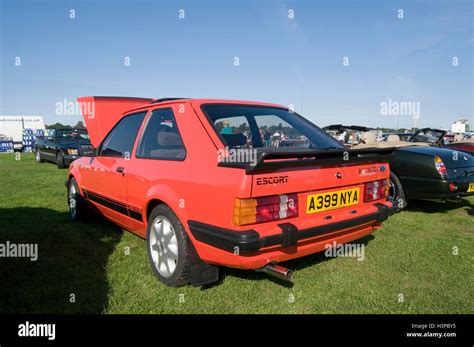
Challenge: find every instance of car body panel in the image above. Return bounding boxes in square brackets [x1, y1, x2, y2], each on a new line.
[444, 142, 474, 155]
[390, 146, 474, 199]
[68, 98, 396, 270]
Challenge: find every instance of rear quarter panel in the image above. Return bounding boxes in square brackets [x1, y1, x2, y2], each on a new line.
[391, 148, 439, 179]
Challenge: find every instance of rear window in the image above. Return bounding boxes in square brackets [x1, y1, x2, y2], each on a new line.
[56, 129, 89, 140]
[201, 104, 345, 150]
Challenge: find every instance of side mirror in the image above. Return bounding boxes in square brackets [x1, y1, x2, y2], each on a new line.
[94, 147, 100, 156]
[82, 147, 98, 157]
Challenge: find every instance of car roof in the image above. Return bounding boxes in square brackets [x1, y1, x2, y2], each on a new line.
[123, 98, 287, 115]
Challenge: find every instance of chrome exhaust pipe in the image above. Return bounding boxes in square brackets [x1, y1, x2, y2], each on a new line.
[257, 262, 294, 282]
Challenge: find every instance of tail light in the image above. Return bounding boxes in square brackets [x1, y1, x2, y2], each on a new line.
[434, 156, 448, 177]
[364, 179, 389, 202]
[233, 194, 298, 226]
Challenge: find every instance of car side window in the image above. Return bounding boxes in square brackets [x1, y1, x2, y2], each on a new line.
[100, 112, 146, 158]
[46, 129, 55, 138]
[136, 108, 186, 160]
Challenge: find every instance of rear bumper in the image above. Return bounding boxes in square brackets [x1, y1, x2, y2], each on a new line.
[188, 203, 397, 255]
[401, 175, 474, 200]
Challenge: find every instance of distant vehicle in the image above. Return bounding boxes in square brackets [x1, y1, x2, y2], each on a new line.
[35, 128, 93, 168]
[398, 133, 414, 142]
[0, 115, 45, 151]
[324, 125, 474, 206]
[322, 125, 374, 145]
[409, 128, 474, 155]
[377, 133, 413, 142]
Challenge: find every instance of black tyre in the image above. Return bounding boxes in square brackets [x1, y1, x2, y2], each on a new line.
[35, 149, 45, 163]
[67, 177, 88, 221]
[57, 151, 66, 169]
[146, 204, 193, 287]
[388, 171, 407, 209]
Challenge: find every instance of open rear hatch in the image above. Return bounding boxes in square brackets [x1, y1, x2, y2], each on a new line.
[77, 96, 153, 148]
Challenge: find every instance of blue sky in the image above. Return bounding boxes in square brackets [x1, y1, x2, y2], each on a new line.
[1, 0, 472, 129]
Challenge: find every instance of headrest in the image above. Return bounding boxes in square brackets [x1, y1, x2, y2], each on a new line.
[387, 134, 400, 142]
[362, 131, 376, 144]
[222, 133, 247, 147]
[157, 126, 183, 147]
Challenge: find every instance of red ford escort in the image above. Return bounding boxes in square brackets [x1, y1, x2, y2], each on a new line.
[67, 97, 397, 286]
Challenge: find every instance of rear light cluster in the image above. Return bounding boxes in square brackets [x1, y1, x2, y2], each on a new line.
[364, 179, 389, 202]
[434, 156, 448, 177]
[233, 194, 298, 226]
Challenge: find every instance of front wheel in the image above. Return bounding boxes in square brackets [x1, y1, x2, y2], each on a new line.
[388, 171, 407, 209]
[68, 177, 87, 221]
[146, 205, 194, 287]
[57, 151, 66, 169]
[35, 149, 45, 163]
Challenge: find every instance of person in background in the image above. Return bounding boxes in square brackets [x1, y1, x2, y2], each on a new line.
[337, 130, 347, 143]
[220, 120, 233, 135]
[263, 130, 271, 147]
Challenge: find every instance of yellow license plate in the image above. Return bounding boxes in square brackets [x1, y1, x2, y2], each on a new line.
[306, 188, 360, 214]
[468, 183, 474, 192]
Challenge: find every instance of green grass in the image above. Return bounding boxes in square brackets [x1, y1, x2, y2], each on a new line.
[0, 153, 473, 314]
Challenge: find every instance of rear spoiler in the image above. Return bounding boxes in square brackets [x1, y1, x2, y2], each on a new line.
[218, 147, 396, 174]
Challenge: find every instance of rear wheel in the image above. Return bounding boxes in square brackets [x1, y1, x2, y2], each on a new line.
[388, 171, 406, 209]
[146, 205, 193, 287]
[35, 149, 45, 163]
[57, 151, 65, 169]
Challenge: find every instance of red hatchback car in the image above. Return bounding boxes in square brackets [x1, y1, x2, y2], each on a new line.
[67, 96, 397, 286]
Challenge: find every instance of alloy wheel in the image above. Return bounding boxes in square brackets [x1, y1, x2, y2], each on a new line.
[149, 216, 179, 277]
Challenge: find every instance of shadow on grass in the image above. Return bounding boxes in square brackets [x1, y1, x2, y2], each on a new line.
[0, 207, 122, 314]
[210, 234, 375, 287]
[406, 198, 474, 215]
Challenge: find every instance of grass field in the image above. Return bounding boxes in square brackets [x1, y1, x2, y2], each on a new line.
[0, 153, 473, 314]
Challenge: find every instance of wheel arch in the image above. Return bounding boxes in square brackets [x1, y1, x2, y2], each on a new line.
[388, 168, 408, 202]
[143, 194, 193, 242]
[66, 166, 84, 195]
[146, 198, 167, 222]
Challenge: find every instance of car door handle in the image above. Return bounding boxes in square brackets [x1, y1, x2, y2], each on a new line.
[116, 167, 124, 173]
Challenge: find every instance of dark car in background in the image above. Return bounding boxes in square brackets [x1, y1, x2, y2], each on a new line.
[323, 125, 474, 207]
[34, 128, 93, 168]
